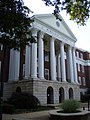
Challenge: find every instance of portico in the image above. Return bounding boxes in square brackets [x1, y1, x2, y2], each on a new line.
[6, 14, 80, 104]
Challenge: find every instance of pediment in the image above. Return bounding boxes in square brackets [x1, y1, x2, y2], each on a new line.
[34, 14, 77, 42]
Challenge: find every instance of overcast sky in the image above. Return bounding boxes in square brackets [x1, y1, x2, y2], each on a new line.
[23, 0, 90, 52]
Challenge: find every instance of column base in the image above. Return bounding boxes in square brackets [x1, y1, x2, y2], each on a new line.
[75, 81, 79, 85]
[39, 77, 45, 80]
[24, 76, 30, 79]
[31, 75, 37, 80]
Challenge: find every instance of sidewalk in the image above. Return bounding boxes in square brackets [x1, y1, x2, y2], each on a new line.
[2, 103, 90, 120]
[2, 110, 51, 120]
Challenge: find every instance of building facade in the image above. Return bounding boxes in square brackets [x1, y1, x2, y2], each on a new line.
[0, 14, 90, 105]
[76, 49, 90, 95]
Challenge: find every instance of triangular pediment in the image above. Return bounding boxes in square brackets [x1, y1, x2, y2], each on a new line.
[34, 14, 77, 42]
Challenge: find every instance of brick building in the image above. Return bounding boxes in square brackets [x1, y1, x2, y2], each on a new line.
[0, 14, 90, 105]
[76, 49, 90, 94]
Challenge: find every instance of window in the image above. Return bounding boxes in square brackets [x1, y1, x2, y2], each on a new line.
[76, 51, 79, 58]
[80, 53, 83, 59]
[78, 76, 81, 85]
[82, 77, 86, 86]
[78, 64, 80, 72]
[82, 65, 84, 73]
[45, 69, 49, 80]
[45, 51, 49, 61]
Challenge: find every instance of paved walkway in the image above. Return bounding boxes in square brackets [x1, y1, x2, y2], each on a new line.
[2, 110, 51, 120]
[3, 109, 90, 120]
[2, 103, 90, 120]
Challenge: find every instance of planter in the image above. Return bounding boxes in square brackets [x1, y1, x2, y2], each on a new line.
[49, 110, 90, 120]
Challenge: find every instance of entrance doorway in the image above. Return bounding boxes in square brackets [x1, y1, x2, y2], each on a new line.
[47, 86, 54, 104]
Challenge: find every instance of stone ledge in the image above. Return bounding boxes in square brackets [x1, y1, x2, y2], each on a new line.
[49, 109, 90, 116]
[49, 109, 90, 120]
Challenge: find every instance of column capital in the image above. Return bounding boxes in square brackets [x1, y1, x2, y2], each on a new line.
[38, 31, 45, 39]
[31, 28, 38, 36]
[60, 41, 64, 45]
[72, 47, 76, 52]
[68, 45, 72, 50]
[50, 37, 56, 42]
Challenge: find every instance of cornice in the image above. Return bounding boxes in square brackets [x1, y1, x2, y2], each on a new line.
[33, 14, 77, 41]
[32, 20, 75, 47]
[76, 57, 90, 66]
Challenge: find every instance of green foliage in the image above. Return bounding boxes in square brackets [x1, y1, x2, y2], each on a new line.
[86, 88, 90, 94]
[8, 92, 40, 109]
[2, 103, 15, 114]
[43, 0, 90, 25]
[0, 0, 35, 49]
[61, 99, 80, 113]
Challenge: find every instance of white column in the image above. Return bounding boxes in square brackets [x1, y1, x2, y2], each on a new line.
[66, 50, 70, 82]
[57, 55, 61, 81]
[25, 45, 31, 79]
[31, 29, 38, 79]
[38, 31, 44, 79]
[72, 48, 78, 83]
[9, 49, 20, 81]
[68, 45, 74, 83]
[50, 37, 56, 81]
[60, 42, 66, 82]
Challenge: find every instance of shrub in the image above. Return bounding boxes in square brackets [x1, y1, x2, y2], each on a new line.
[61, 99, 80, 113]
[2, 103, 15, 114]
[8, 92, 40, 109]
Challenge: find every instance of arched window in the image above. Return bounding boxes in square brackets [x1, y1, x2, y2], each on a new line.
[16, 87, 21, 93]
[69, 88, 73, 99]
[59, 87, 64, 103]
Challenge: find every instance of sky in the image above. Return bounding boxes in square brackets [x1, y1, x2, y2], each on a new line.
[23, 0, 90, 52]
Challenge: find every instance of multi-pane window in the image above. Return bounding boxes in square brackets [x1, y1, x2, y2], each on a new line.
[45, 69, 49, 80]
[78, 64, 80, 72]
[78, 76, 81, 85]
[82, 77, 86, 86]
[76, 51, 79, 58]
[45, 51, 49, 61]
[82, 65, 84, 73]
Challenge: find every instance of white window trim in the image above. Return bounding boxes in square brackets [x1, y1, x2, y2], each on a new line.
[78, 64, 80, 72]
[82, 65, 84, 73]
[79, 76, 81, 85]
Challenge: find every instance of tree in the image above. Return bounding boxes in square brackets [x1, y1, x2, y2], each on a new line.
[42, 0, 90, 26]
[0, 0, 35, 119]
[0, 0, 35, 49]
